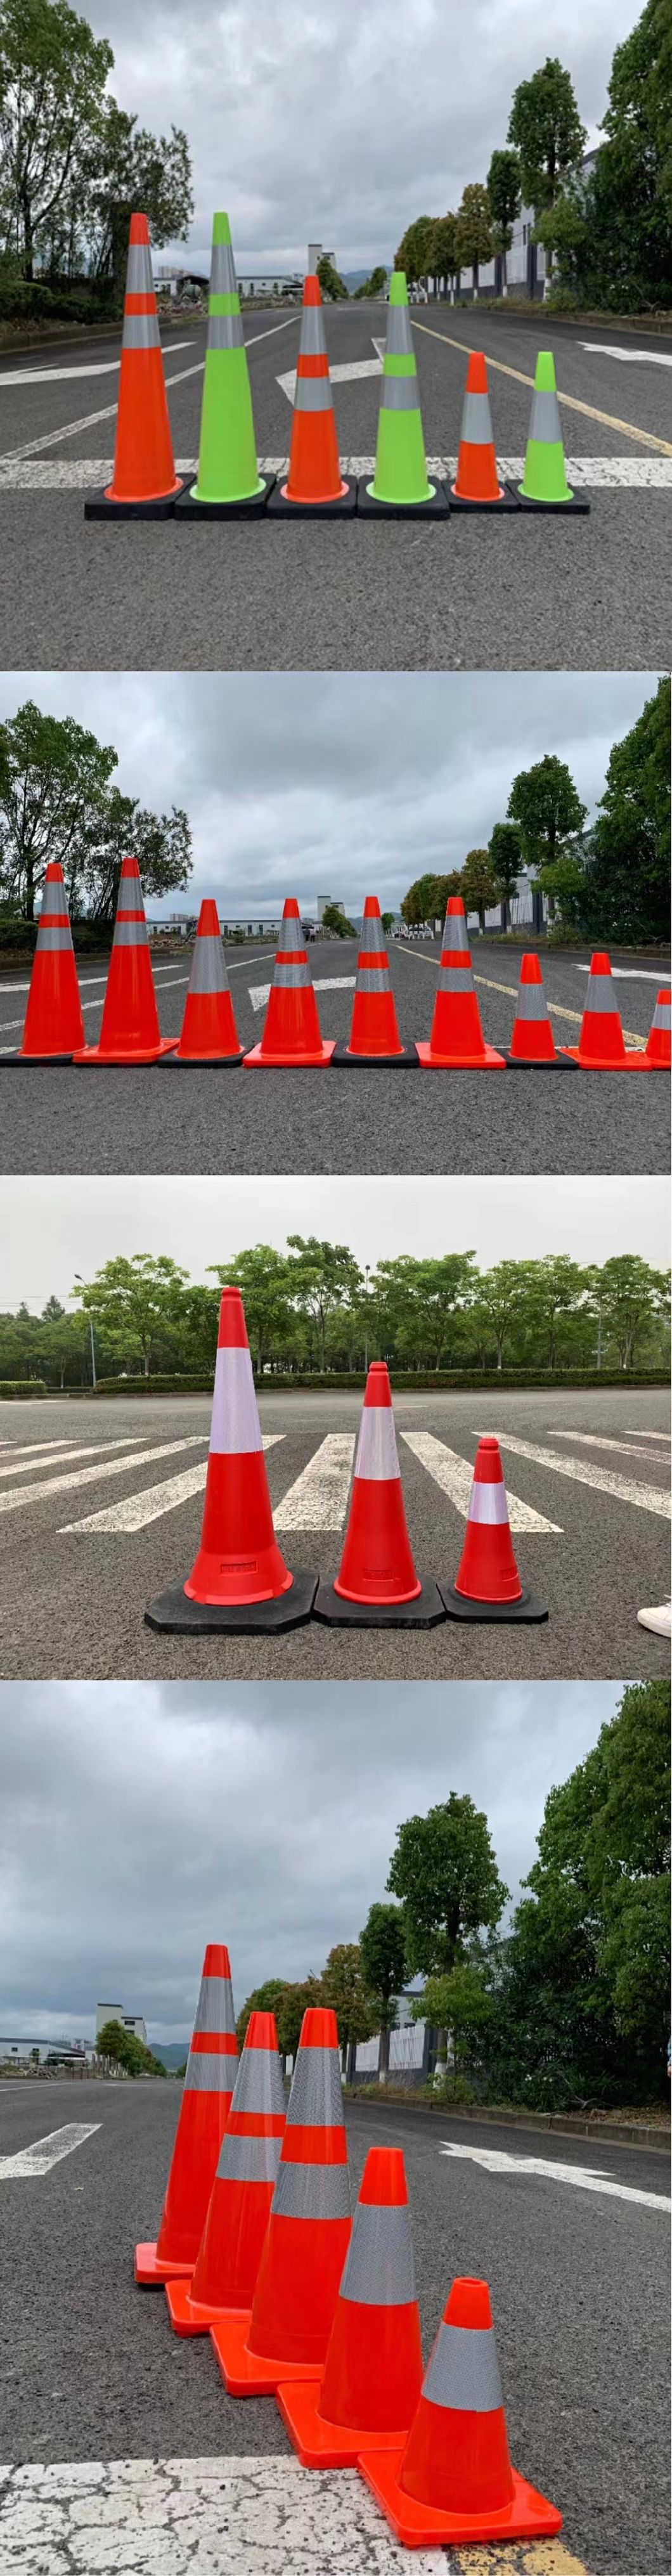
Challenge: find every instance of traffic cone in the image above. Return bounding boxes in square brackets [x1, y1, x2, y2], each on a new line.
[165, 2009, 285, 2334]
[314, 1362, 444, 1628]
[449, 352, 517, 512]
[145, 1287, 318, 1632]
[359, 2274, 562, 2546]
[333, 900, 417, 1065]
[645, 988, 671, 1068]
[517, 351, 589, 514]
[1, 864, 84, 1065]
[358, 272, 448, 517]
[244, 900, 335, 1066]
[176, 214, 273, 516]
[211, 2005, 352, 2394]
[268, 274, 356, 515]
[439, 1436, 548, 1624]
[563, 954, 649, 1068]
[165, 902, 243, 1065]
[84, 214, 182, 519]
[278, 2146, 423, 2468]
[506, 952, 576, 1070]
[74, 858, 176, 1065]
[416, 899, 505, 1068]
[134, 1943, 237, 2284]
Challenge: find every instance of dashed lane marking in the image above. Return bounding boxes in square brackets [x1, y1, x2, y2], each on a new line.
[0, 1435, 209, 1519]
[273, 1434, 355, 1530]
[401, 1431, 562, 1531]
[439, 2139, 671, 2211]
[0, 2123, 100, 2179]
[58, 1435, 283, 1534]
[488, 1432, 671, 1518]
[394, 947, 647, 1045]
[410, 318, 672, 456]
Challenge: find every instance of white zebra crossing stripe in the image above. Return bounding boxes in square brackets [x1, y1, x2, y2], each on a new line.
[0, 2124, 100, 2180]
[273, 1434, 355, 1529]
[401, 1430, 562, 1532]
[0, 1436, 209, 1519]
[0, 1438, 145, 1483]
[59, 1435, 285, 1533]
[439, 2140, 671, 2213]
[249, 977, 356, 1013]
[0, 2456, 447, 2573]
[550, 1430, 671, 1463]
[489, 1432, 671, 1518]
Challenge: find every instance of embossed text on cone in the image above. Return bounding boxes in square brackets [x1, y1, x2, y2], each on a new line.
[439, 1435, 547, 1624]
[278, 2145, 423, 2468]
[333, 898, 417, 1065]
[74, 857, 176, 1064]
[1, 862, 84, 1065]
[645, 987, 671, 1069]
[211, 2005, 352, 2395]
[145, 1286, 317, 1632]
[268, 274, 356, 515]
[449, 351, 518, 512]
[564, 952, 649, 1068]
[176, 214, 273, 517]
[84, 214, 182, 519]
[165, 2009, 285, 2334]
[135, 1943, 237, 2284]
[165, 900, 243, 1064]
[359, 2274, 562, 2546]
[416, 898, 505, 1068]
[314, 1362, 444, 1628]
[506, 951, 576, 1070]
[358, 273, 448, 517]
[518, 351, 589, 514]
[245, 899, 335, 1066]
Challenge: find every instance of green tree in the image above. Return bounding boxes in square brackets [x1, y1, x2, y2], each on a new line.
[394, 216, 434, 284]
[548, 3, 672, 311]
[372, 1253, 476, 1370]
[507, 754, 586, 916]
[488, 820, 523, 927]
[320, 1943, 377, 2074]
[321, 902, 357, 937]
[425, 213, 458, 300]
[316, 254, 348, 301]
[0, 700, 191, 922]
[96, 2017, 162, 2077]
[353, 263, 387, 298]
[208, 1246, 292, 1376]
[275, 1978, 323, 2064]
[287, 1236, 363, 1369]
[412, 1960, 493, 2078]
[523, 1255, 590, 1368]
[0, 0, 113, 276]
[507, 58, 586, 296]
[381, 909, 395, 935]
[588, 1255, 670, 1371]
[72, 1254, 190, 1378]
[468, 1260, 538, 1370]
[455, 183, 493, 297]
[236, 1979, 287, 2050]
[586, 677, 671, 943]
[87, 103, 192, 292]
[486, 150, 522, 293]
[359, 1901, 407, 2080]
[458, 847, 497, 931]
[387, 1796, 508, 1979]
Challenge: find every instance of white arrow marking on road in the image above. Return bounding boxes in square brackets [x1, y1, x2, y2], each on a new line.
[276, 356, 384, 402]
[576, 964, 671, 981]
[249, 976, 355, 1011]
[0, 2123, 100, 2178]
[401, 1431, 562, 1531]
[579, 341, 672, 367]
[59, 1435, 284, 1533]
[0, 1435, 209, 1517]
[274, 1434, 355, 1529]
[0, 344, 194, 387]
[439, 2139, 671, 2211]
[484, 1432, 671, 1518]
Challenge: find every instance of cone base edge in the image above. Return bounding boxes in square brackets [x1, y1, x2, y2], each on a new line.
[134, 2241, 192, 2286]
[277, 2379, 410, 2468]
[332, 1043, 419, 1068]
[165, 2276, 249, 2336]
[175, 474, 275, 517]
[160, 1051, 245, 1068]
[415, 1041, 506, 1070]
[517, 487, 590, 514]
[449, 481, 520, 512]
[358, 2450, 562, 2547]
[564, 1047, 650, 1069]
[314, 1577, 445, 1629]
[84, 485, 182, 520]
[244, 1042, 336, 1068]
[211, 2314, 328, 2395]
[358, 478, 448, 519]
[0, 1050, 77, 1066]
[74, 1039, 178, 1065]
[439, 1580, 548, 1624]
[145, 1569, 318, 1633]
[267, 481, 357, 517]
[505, 1051, 576, 1071]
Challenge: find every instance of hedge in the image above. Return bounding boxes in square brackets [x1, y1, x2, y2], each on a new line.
[0, 1380, 47, 1397]
[0, 919, 112, 955]
[0, 280, 118, 324]
[23, 1368, 669, 1397]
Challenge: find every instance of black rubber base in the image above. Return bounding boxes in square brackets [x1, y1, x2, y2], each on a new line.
[357, 478, 448, 518]
[516, 489, 590, 515]
[145, 1569, 318, 1634]
[313, 1577, 445, 1628]
[174, 475, 275, 518]
[267, 480, 357, 518]
[447, 481, 520, 512]
[84, 488, 182, 520]
[0, 1051, 75, 1065]
[439, 1581, 548, 1625]
[332, 1043, 419, 1068]
[158, 1052, 245, 1068]
[505, 1052, 577, 1071]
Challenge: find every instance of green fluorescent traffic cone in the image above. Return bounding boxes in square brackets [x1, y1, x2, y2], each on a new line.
[177, 214, 273, 516]
[517, 351, 589, 514]
[358, 272, 448, 517]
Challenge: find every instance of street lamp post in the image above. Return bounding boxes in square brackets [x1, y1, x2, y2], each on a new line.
[363, 1264, 371, 1373]
[74, 1275, 97, 1390]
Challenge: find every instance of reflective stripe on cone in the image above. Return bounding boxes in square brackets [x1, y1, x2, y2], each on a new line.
[210, 2006, 352, 2393]
[174, 900, 243, 1060]
[165, 2009, 286, 2333]
[359, 2274, 562, 2546]
[517, 351, 588, 512]
[88, 212, 181, 512]
[184, 1289, 294, 1605]
[417, 899, 505, 1068]
[245, 898, 335, 1065]
[74, 855, 176, 1063]
[564, 952, 649, 1068]
[278, 2144, 423, 2468]
[334, 1362, 421, 1605]
[186, 212, 267, 507]
[134, 1944, 237, 2284]
[451, 353, 507, 506]
[366, 273, 435, 508]
[340, 896, 409, 1061]
[440, 1435, 548, 1624]
[645, 987, 671, 1069]
[280, 274, 348, 506]
[17, 862, 84, 1061]
[507, 952, 571, 1067]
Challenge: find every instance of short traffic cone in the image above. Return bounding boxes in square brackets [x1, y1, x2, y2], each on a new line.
[359, 272, 447, 517]
[563, 953, 649, 1068]
[314, 1362, 443, 1628]
[416, 899, 505, 1068]
[449, 352, 517, 511]
[244, 900, 335, 1066]
[145, 1287, 318, 1631]
[1, 863, 84, 1065]
[165, 2009, 285, 2334]
[167, 902, 243, 1065]
[268, 275, 356, 514]
[506, 952, 575, 1070]
[74, 858, 176, 1065]
[134, 1943, 237, 2284]
[359, 2274, 562, 2546]
[211, 2005, 352, 2394]
[84, 214, 182, 519]
[439, 1435, 548, 1624]
[645, 988, 671, 1068]
[517, 351, 589, 513]
[333, 899, 417, 1065]
[176, 214, 273, 515]
[278, 2146, 423, 2467]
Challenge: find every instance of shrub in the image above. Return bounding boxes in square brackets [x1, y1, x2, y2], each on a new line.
[0, 1379, 48, 1397]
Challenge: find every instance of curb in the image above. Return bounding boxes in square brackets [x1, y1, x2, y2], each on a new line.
[346, 2092, 671, 2155]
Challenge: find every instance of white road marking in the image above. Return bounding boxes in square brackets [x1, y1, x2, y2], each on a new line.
[0, 1436, 208, 1518]
[575, 963, 669, 981]
[0, 961, 191, 997]
[0, 314, 297, 467]
[0, 2456, 444, 2573]
[579, 340, 672, 367]
[276, 356, 384, 402]
[249, 976, 355, 1011]
[273, 1434, 354, 1529]
[550, 1429, 671, 1462]
[0, 968, 191, 1048]
[0, 343, 194, 386]
[0, 1439, 87, 1458]
[487, 1432, 671, 1518]
[0, 2123, 100, 2179]
[439, 2139, 671, 2212]
[3, 453, 672, 488]
[59, 1434, 284, 1533]
[0, 1437, 145, 1482]
[401, 1430, 562, 1531]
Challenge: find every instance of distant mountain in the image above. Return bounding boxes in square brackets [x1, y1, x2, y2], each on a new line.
[150, 2041, 190, 2071]
[342, 269, 390, 292]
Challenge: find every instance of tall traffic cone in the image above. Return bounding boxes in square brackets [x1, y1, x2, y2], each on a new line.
[439, 1435, 547, 1624]
[165, 2009, 285, 2334]
[416, 899, 505, 1068]
[449, 352, 517, 512]
[211, 2006, 352, 2393]
[145, 1287, 318, 1631]
[359, 272, 448, 517]
[333, 900, 417, 1065]
[506, 952, 576, 1070]
[517, 351, 589, 513]
[244, 900, 335, 1066]
[359, 2274, 562, 2546]
[645, 988, 671, 1068]
[176, 214, 273, 515]
[84, 214, 182, 519]
[278, 2146, 423, 2468]
[1, 864, 84, 1065]
[314, 1362, 443, 1628]
[134, 1944, 237, 2284]
[165, 902, 243, 1065]
[74, 858, 176, 1065]
[268, 274, 356, 515]
[563, 953, 649, 1067]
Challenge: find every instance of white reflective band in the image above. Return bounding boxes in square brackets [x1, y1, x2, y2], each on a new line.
[122, 313, 159, 350]
[385, 307, 414, 359]
[358, 965, 390, 991]
[217, 2129, 282, 2184]
[273, 2159, 351, 2220]
[294, 379, 332, 411]
[184, 2052, 237, 2092]
[231, 2048, 286, 2118]
[354, 1406, 400, 1483]
[468, 1481, 508, 1525]
[584, 976, 617, 1011]
[278, 915, 304, 952]
[653, 1000, 671, 1028]
[299, 307, 326, 356]
[286, 2046, 344, 2128]
[460, 391, 494, 443]
[208, 314, 244, 350]
[273, 962, 309, 987]
[340, 2200, 416, 2307]
[193, 1974, 236, 2036]
[527, 387, 562, 444]
[126, 245, 153, 295]
[515, 987, 547, 1021]
[209, 243, 237, 294]
[438, 965, 474, 994]
[190, 936, 226, 995]
[209, 1345, 263, 1456]
[380, 377, 419, 411]
[442, 914, 468, 952]
[112, 921, 148, 945]
[36, 926, 72, 950]
[423, 2320, 503, 2415]
[360, 916, 385, 954]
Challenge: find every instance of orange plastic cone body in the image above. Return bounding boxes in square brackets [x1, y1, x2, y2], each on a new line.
[453, 352, 503, 503]
[334, 1363, 421, 1606]
[20, 862, 84, 1058]
[645, 987, 671, 1068]
[210, 2006, 351, 2394]
[177, 900, 242, 1059]
[454, 1438, 523, 1605]
[244, 899, 335, 1066]
[277, 2146, 423, 2467]
[347, 898, 404, 1057]
[565, 952, 648, 1068]
[185, 1288, 293, 1607]
[283, 275, 347, 505]
[165, 2010, 286, 2334]
[75, 856, 176, 1063]
[105, 214, 181, 505]
[359, 2274, 562, 2546]
[417, 900, 505, 1068]
[508, 952, 558, 1062]
[134, 1945, 237, 2283]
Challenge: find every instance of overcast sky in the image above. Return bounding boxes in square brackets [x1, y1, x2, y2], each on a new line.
[3, 672, 659, 922]
[78, 0, 640, 270]
[0, 1679, 621, 2038]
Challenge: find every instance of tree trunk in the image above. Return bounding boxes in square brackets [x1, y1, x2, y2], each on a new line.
[144, 1350, 150, 1378]
[502, 249, 508, 299]
[378, 2024, 391, 2083]
[472, 263, 479, 301]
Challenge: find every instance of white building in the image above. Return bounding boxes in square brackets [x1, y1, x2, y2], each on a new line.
[235, 273, 302, 299]
[96, 2005, 147, 2045]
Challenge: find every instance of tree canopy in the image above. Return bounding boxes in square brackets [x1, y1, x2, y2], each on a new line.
[0, 0, 193, 285]
[0, 699, 192, 921]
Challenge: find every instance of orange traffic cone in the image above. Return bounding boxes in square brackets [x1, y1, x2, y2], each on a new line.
[165, 2009, 286, 2334]
[645, 987, 671, 1068]
[211, 2005, 352, 2394]
[167, 901, 243, 1065]
[439, 1435, 547, 1624]
[244, 900, 335, 1066]
[449, 353, 517, 512]
[506, 952, 576, 1070]
[416, 900, 505, 1068]
[359, 2274, 562, 2546]
[1, 863, 84, 1065]
[563, 954, 649, 1068]
[84, 214, 182, 519]
[74, 858, 176, 1065]
[268, 274, 356, 515]
[278, 2145, 423, 2468]
[314, 1362, 443, 1628]
[145, 1286, 318, 1631]
[134, 1943, 237, 2284]
[333, 900, 417, 1066]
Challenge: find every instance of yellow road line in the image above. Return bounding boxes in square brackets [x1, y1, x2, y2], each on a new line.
[398, 946, 646, 1044]
[449, 2545, 591, 2576]
[411, 319, 672, 457]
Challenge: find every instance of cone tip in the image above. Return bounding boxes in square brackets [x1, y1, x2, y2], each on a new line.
[363, 895, 382, 917]
[245, 2009, 278, 2050]
[203, 1942, 231, 1979]
[299, 2005, 339, 2050]
[659, 986, 671, 1002]
[283, 896, 300, 916]
[444, 2275, 493, 2331]
[389, 271, 408, 306]
[120, 853, 141, 876]
[198, 898, 221, 935]
[446, 896, 466, 916]
[465, 349, 488, 393]
[304, 271, 321, 304]
[217, 1286, 250, 1352]
[212, 210, 232, 245]
[360, 2146, 408, 2207]
[364, 1361, 392, 1408]
[129, 212, 150, 246]
[590, 952, 611, 973]
[535, 349, 557, 390]
[520, 952, 543, 983]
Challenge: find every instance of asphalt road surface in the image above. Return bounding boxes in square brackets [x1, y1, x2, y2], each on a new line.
[0, 1386, 668, 1683]
[1, 306, 671, 668]
[1, 937, 668, 1176]
[0, 2080, 668, 2576]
